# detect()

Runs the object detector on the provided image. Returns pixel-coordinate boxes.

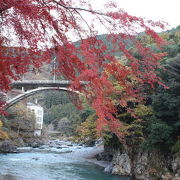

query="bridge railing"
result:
[11,80,88,85]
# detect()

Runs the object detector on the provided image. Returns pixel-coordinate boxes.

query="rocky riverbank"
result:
[0,139,113,175]
[0,143,133,180]
[101,147,180,180]
[1,138,179,180]
[0,140,17,153]
[0,138,115,176]
[0,137,47,153]
[0,138,108,165]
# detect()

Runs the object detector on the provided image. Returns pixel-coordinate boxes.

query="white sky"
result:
[4,0,180,47]
[90,0,180,29]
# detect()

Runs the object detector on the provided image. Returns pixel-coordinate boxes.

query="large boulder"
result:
[27,138,46,148]
[84,138,96,147]
[0,140,17,153]
[96,151,113,162]
[112,152,132,176]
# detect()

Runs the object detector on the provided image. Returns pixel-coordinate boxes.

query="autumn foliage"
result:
[0,0,167,138]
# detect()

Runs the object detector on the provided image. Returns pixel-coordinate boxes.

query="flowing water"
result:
[0,143,134,180]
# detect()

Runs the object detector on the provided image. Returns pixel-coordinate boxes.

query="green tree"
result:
[144,53,180,152]
[7,103,35,137]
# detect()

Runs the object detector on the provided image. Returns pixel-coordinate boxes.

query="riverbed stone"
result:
[17,147,32,153]
[0,140,17,153]
[28,138,46,148]
[84,138,96,147]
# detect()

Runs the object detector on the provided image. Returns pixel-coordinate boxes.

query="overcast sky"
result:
[5,0,180,47]
[91,0,180,29]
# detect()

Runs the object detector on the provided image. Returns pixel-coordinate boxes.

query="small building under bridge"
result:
[27,102,44,136]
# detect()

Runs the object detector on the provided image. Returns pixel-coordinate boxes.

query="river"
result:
[0,141,134,180]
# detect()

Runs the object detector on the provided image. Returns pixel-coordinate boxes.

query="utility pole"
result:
[52,56,56,82]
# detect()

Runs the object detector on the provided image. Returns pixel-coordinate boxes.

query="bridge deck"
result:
[11,80,87,90]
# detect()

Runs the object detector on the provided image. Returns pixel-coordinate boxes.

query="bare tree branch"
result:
[51,0,108,17]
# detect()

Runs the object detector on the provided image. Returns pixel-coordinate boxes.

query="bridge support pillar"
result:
[22,87,25,93]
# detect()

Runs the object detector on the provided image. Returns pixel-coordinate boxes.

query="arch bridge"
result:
[4,80,87,109]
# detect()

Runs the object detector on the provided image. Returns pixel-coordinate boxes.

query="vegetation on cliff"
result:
[69,26,180,153]
[104,25,180,154]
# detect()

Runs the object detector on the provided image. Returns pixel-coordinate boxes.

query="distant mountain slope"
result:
[7,25,180,81]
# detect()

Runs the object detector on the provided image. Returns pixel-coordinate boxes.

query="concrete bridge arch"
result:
[5,87,80,110]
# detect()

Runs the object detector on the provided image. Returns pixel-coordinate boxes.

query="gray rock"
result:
[15,137,25,147]
[104,163,113,173]
[134,151,149,179]
[96,152,113,162]
[172,155,180,174]
[135,164,145,175]
[1,174,19,180]
[84,139,96,147]
[56,146,62,149]
[111,147,180,180]
[29,139,45,148]
[0,140,17,153]
[95,138,103,146]
[112,153,131,176]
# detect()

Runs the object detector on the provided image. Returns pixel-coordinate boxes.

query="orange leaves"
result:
[0,40,50,92]
[0,119,9,140]
[119,99,127,107]
[145,28,167,47]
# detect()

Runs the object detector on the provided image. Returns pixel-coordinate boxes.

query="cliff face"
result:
[110,148,180,180]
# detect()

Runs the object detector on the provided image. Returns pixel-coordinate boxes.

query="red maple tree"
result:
[0,0,167,137]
